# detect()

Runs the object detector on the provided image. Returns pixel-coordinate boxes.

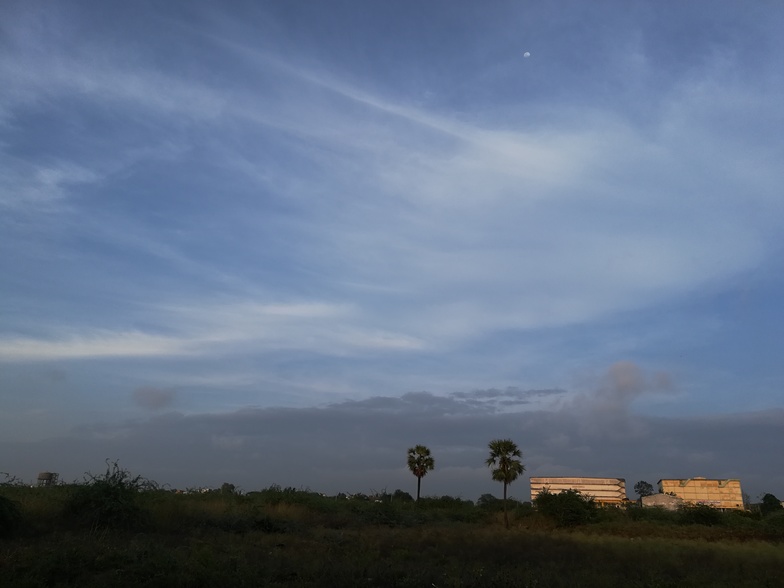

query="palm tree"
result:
[406,445,435,501]
[486,438,525,529]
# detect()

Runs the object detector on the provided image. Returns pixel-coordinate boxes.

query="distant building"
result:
[530,476,627,506]
[658,477,744,510]
[640,493,683,511]
[36,472,59,487]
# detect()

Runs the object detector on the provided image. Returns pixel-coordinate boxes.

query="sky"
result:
[1,0,783,501]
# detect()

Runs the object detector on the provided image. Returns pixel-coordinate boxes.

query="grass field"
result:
[2,476,784,587]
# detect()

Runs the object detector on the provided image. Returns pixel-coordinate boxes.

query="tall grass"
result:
[2,471,784,586]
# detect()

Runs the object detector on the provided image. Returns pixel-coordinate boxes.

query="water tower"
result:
[37,471,59,487]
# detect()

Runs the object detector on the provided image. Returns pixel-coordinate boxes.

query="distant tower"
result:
[37,472,59,487]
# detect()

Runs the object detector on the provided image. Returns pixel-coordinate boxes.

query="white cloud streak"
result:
[0,41,775,359]
[0,301,425,362]
[1,2,782,420]
[0,331,190,361]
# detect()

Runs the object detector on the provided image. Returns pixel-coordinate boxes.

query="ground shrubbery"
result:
[1,473,25,537]
[677,503,725,526]
[64,460,157,531]
[626,504,675,523]
[534,488,597,527]
[0,494,22,537]
[3,464,784,586]
[764,511,784,534]
[761,493,784,517]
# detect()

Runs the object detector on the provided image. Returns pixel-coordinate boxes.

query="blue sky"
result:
[1,0,783,500]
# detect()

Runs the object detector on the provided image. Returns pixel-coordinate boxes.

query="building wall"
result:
[530,477,627,505]
[658,478,744,510]
[640,493,683,511]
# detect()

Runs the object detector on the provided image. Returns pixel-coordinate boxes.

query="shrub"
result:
[65,460,156,530]
[220,482,238,495]
[477,493,502,510]
[0,494,22,537]
[1,472,24,486]
[392,489,414,502]
[627,505,679,523]
[513,501,535,518]
[760,493,783,517]
[416,495,474,510]
[534,489,597,527]
[763,510,784,537]
[677,504,723,526]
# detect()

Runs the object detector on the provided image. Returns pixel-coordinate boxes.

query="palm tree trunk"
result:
[503,482,509,529]
[417,476,421,501]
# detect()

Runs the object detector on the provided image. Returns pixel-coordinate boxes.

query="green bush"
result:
[763,510,784,537]
[724,509,759,530]
[677,504,723,526]
[534,489,597,527]
[477,493,526,514]
[513,501,535,518]
[0,494,23,537]
[252,484,327,508]
[627,505,679,523]
[392,489,414,502]
[760,493,783,517]
[65,460,156,530]
[592,505,628,524]
[416,495,474,510]
[477,493,503,511]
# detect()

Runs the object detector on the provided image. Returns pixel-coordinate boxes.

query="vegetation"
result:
[486,438,525,529]
[2,464,784,586]
[0,494,22,537]
[534,488,597,527]
[64,460,157,531]
[761,493,783,517]
[635,480,655,497]
[406,444,435,501]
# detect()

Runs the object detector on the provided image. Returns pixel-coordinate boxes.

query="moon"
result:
[523,51,531,58]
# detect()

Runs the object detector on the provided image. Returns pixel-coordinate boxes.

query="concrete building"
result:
[530,476,627,506]
[36,472,59,487]
[640,493,683,511]
[658,477,744,510]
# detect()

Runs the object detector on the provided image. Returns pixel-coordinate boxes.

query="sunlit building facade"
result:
[657,477,744,510]
[530,476,627,506]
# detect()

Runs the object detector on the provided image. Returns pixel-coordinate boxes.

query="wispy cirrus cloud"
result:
[0,48,773,363]
[0,159,102,210]
[0,331,191,361]
[1,2,783,437]
[0,300,425,362]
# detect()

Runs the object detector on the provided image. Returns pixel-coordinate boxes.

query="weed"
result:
[534,488,597,527]
[678,504,724,526]
[0,494,22,537]
[3,475,784,586]
[64,460,155,531]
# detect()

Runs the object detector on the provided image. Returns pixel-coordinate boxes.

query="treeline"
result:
[2,462,784,541]
[3,463,784,587]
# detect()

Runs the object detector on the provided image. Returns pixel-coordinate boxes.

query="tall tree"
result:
[760,493,783,517]
[486,438,525,529]
[634,480,655,498]
[406,445,435,501]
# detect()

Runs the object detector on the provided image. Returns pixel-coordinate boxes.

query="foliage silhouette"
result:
[406,445,435,501]
[65,460,157,530]
[760,493,783,517]
[0,494,22,537]
[534,488,597,527]
[634,480,655,498]
[392,489,414,502]
[485,438,525,528]
[677,504,723,526]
